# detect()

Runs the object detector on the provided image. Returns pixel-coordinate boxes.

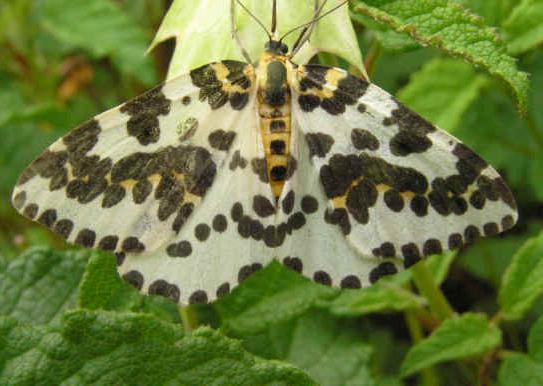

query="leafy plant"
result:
[1,0,542,385]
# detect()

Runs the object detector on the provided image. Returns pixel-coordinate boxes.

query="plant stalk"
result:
[411,261,455,321]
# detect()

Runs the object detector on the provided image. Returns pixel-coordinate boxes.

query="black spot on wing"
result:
[352,129,379,151]
[305,133,334,158]
[320,153,428,199]
[120,86,171,146]
[148,279,180,303]
[208,130,236,151]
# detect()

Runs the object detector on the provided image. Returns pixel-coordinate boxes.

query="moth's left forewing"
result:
[290,63,517,282]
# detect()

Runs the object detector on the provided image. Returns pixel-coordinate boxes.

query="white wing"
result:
[13,61,278,304]
[280,64,518,287]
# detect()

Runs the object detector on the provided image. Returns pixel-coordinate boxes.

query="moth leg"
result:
[230,0,253,63]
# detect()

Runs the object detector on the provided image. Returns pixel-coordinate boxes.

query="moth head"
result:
[264,40,289,56]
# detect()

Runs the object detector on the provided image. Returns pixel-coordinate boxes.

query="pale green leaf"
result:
[504,0,543,54]
[397,58,489,132]
[0,247,88,326]
[39,0,156,85]
[400,313,501,377]
[352,0,529,112]
[0,310,314,385]
[151,0,364,79]
[499,232,543,320]
[215,261,338,335]
[529,315,543,362]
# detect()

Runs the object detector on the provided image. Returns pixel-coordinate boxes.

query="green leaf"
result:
[0,247,89,325]
[499,354,543,386]
[503,0,543,54]
[499,232,543,320]
[400,313,501,377]
[152,0,365,79]
[215,261,338,335]
[237,309,377,386]
[397,58,489,132]
[0,310,314,385]
[352,0,529,112]
[329,284,425,317]
[39,0,156,85]
[455,85,537,192]
[453,0,519,26]
[498,315,543,386]
[78,251,180,323]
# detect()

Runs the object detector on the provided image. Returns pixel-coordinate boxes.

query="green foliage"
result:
[397,58,489,131]
[1,1,542,385]
[499,315,543,386]
[0,311,314,386]
[503,0,543,54]
[400,313,502,377]
[40,0,156,85]
[499,232,543,321]
[352,0,529,112]
[0,247,89,325]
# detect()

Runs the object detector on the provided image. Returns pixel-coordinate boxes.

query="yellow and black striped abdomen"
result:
[257,56,292,200]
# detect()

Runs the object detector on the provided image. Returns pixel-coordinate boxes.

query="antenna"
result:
[280,0,347,47]
[235,0,271,40]
[271,0,278,35]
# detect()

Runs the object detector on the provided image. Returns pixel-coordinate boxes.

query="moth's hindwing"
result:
[288,64,517,285]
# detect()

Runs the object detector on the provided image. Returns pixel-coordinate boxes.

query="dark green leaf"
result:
[0,247,89,325]
[352,0,529,111]
[0,310,315,385]
[400,313,501,377]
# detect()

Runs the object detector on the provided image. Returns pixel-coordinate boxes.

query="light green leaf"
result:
[499,232,543,320]
[39,0,156,85]
[498,315,543,386]
[0,310,314,385]
[237,309,376,386]
[215,261,338,335]
[397,58,489,132]
[0,247,89,326]
[352,0,529,112]
[503,0,543,54]
[400,313,501,377]
[330,284,425,317]
[151,0,364,79]
[78,251,180,323]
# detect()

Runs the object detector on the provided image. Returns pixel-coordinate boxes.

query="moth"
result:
[11,0,518,305]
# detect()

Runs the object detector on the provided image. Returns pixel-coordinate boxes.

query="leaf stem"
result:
[411,261,455,321]
[404,310,440,386]
[178,305,198,332]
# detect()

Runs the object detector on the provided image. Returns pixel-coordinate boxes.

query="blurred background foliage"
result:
[0,0,542,385]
